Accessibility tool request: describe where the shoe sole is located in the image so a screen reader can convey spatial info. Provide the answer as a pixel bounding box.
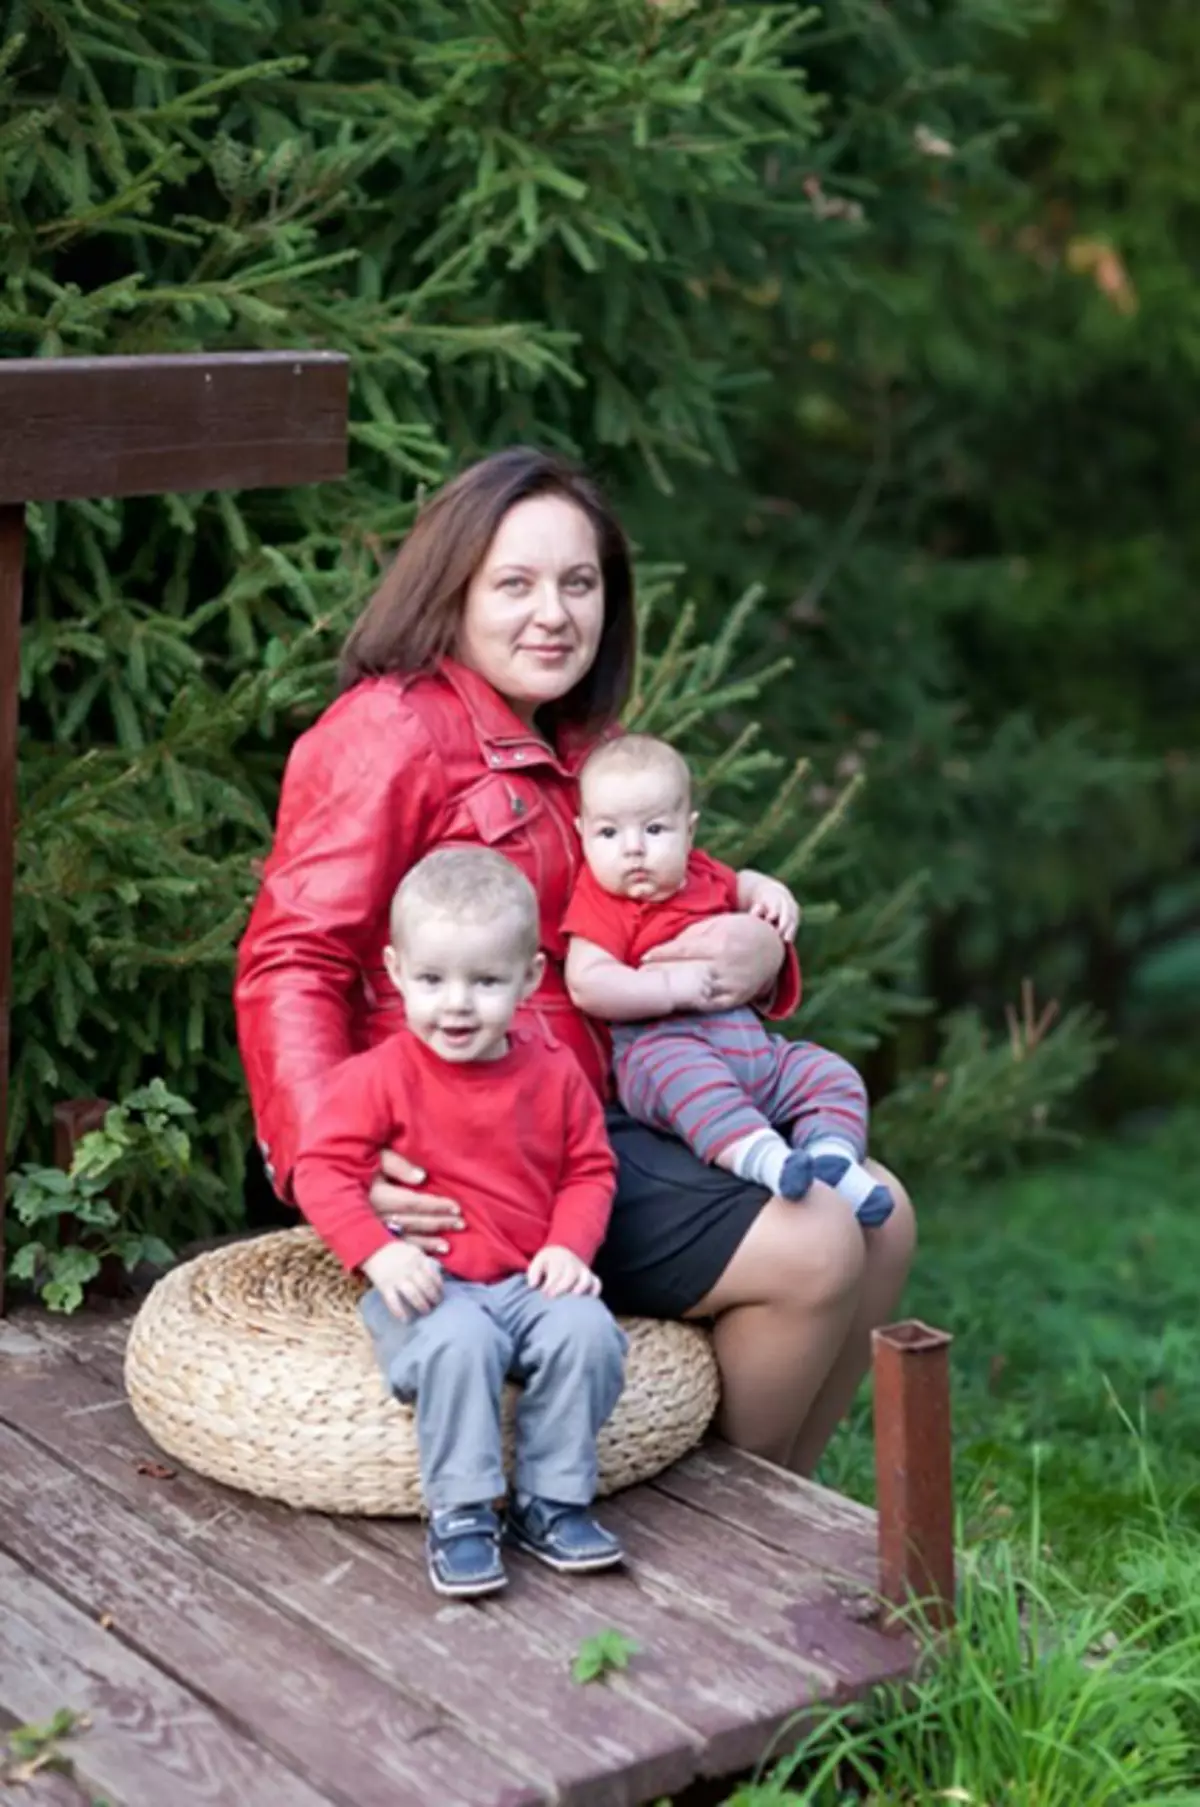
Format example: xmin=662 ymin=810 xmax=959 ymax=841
xmin=505 ymin=1530 xmax=624 ymax=1574
xmin=428 ymin=1568 xmax=509 ymax=1599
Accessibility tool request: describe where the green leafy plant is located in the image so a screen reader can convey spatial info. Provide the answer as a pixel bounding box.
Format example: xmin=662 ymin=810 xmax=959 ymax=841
xmin=5 ymin=1078 xmax=216 ymax=1311
xmin=2 ymin=1707 xmax=89 ymax=1786
xmin=571 ymin=1628 xmax=639 ymax=1685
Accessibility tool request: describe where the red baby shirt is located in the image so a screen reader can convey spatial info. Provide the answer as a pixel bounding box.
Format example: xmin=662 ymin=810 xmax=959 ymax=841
xmin=292 ymin=1025 xmax=616 ymax=1281
xmin=561 ymin=848 xmax=742 ymax=966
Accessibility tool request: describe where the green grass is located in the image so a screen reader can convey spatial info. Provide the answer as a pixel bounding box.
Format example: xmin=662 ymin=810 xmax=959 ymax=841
xmin=731 ymin=1531 xmax=1200 ymax=1806
xmin=823 ymin=1108 xmax=1200 ymax=1575
xmin=728 ymin=1111 xmax=1200 ymax=1805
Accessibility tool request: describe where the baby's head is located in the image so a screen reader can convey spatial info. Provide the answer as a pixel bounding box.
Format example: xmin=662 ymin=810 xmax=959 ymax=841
xmin=385 ymin=848 xmax=544 ymax=1063
xmin=577 ymin=734 xmax=697 ymax=902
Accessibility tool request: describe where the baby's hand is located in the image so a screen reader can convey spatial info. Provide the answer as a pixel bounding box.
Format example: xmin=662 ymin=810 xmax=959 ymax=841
xmin=528 ymin=1245 xmax=602 ymax=1300
xmin=664 ymin=959 xmax=720 ymax=1012
xmin=363 ymin=1238 xmax=444 ymax=1318
xmin=741 ymin=872 xmax=800 ymax=942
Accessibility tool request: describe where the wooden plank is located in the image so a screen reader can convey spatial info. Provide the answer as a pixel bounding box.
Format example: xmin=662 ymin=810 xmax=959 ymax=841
xmin=0 ymin=1552 xmax=337 ymax=1807
xmin=360 ymin=1514 xmax=847 ymax=1784
xmin=1 ymin=1324 xmax=911 ymax=1793
xmin=3 ymin=1299 xmax=132 ymax=1367
xmin=18 ymin=1311 xmax=919 ymax=1775
xmin=601 ymin=1487 xmax=913 ymax=1696
xmin=0 ymin=504 xmax=23 ymax=1316
xmin=0 ymin=1423 xmax=539 ymax=1807
xmin=0 ymin=1354 xmax=701 ymax=1807
xmin=0 ymin=352 xmax=349 ymax=503
xmin=0 ymin=1706 xmax=96 ymax=1806
xmin=651 ymin=1443 xmax=879 ymax=1579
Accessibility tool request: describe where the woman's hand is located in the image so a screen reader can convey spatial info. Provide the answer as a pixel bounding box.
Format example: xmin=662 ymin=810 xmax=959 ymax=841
xmin=367 ymin=1149 xmax=464 ymax=1255
xmin=641 ymin=914 xmax=785 ymax=1011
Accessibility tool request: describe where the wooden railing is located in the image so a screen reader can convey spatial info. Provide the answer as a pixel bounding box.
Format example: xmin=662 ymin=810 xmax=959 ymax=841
xmin=0 ymin=350 xmax=350 ymax=1310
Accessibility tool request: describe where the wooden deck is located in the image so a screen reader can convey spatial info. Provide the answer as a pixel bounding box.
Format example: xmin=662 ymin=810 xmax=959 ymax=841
xmin=0 ymin=1301 xmax=918 ymax=1806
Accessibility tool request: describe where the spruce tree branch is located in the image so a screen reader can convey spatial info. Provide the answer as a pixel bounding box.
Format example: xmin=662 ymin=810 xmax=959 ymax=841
xmin=789 ymin=384 xmax=893 ymax=621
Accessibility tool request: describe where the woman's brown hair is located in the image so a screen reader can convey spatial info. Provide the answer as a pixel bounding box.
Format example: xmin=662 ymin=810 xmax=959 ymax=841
xmin=338 ymin=447 xmax=636 ymax=733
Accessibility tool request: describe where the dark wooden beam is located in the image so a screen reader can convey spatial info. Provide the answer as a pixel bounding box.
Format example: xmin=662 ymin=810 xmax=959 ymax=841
xmin=0 ymin=505 xmax=22 ymax=1315
xmin=0 ymin=350 xmax=350 ymax=1312
xmin=0 ymin=351 xmax=349 ymax=504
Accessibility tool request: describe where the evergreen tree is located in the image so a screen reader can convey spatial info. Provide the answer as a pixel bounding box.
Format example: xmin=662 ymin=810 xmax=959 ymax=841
xmin=1 ymin=0 xmax=1101 ymax=1256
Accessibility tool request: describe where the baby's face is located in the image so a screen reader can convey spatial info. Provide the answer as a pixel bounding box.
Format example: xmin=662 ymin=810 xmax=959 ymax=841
xmin=578 ymin=766 xmax=695 ymax=902
xmin=385 ymin=910 xmax=543 ymax=1063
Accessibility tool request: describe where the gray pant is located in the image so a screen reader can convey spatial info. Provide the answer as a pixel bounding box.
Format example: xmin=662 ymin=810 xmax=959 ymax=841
xmin=360 ymin=1275 xmax=628 ymax=1515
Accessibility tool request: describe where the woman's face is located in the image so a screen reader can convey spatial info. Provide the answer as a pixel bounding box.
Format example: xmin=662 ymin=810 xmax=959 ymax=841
xmin=456 ymin=493 xmax=605 ymax=724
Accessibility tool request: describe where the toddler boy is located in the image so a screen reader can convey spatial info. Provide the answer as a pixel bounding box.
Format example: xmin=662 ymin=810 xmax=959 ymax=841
xmin=563 ymin=735 xmax=893 ymax=1225
xmin=294 ymin=847 xmax=627 ymax=1599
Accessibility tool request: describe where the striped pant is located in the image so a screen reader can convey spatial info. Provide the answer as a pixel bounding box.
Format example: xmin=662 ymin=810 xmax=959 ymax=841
xmin=612 ymin=1008 xmax=869 ymax=1166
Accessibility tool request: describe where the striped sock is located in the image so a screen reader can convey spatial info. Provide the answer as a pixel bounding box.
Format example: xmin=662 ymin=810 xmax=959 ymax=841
xmin=806 ymin=1135 xmax=894 ymax=1227
xmin=725 ymin=1130 xmax=814 ymax=1200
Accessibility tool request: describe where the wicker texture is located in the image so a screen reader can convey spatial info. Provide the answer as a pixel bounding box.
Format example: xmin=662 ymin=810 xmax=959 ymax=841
xmin=124 ymin=1229 xmax=720 ymax=1516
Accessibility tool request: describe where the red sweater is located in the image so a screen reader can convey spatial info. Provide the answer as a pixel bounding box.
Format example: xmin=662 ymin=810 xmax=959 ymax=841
xmin=292 ymin=1026 xmax=616 ymax=1281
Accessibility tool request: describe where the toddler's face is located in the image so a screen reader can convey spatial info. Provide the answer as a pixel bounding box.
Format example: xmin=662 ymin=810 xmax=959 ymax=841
xmin=578 ymin=766 xmax=695 ymax=902
xmin=385 ymin=910 xmax=543 ymax=1063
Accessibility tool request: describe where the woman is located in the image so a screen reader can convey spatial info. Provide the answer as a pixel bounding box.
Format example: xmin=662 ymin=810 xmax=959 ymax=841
xmin=236 ymin=447 xmax=915 ymax=1475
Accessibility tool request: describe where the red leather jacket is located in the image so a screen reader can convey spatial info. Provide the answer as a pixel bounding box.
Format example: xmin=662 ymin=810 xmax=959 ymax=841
xmin=235 ymin=656 xmax=798 ymax=1197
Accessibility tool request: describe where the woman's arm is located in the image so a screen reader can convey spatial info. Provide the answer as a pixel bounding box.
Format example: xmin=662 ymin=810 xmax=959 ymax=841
xmin=640 ymin=913 xmax=798 ymax=1016
xmin=564 ymin=937 xmax=716 ymax=1020
xmin=235 ymin=684 xmax=448 ymax=1198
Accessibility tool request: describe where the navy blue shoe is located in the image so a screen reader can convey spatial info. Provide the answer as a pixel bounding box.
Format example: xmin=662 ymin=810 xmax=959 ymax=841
xmin=505 ymin=1497 xmax=624 ymax=1574
xmin=426 ymin=1505 xmax=507 ymax=1598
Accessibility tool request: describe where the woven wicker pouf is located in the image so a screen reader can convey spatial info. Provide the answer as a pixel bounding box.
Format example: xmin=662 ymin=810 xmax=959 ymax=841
xmin=124 ymin=1228 xmax=720 ymax=1516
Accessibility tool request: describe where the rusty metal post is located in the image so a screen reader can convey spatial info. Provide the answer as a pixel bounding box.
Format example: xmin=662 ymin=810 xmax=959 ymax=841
xmin=872 ymin=1319 xmax=955 ymax=1631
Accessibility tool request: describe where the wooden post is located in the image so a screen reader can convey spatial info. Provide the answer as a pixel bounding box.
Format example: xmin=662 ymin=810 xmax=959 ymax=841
xmin=0 ymin=351 xmax=349 ymax=1312
xmin=0 ymin=503 xmax=25 ymax=1313
xmin=872 ymin=1319 xmax=955 ymax=1632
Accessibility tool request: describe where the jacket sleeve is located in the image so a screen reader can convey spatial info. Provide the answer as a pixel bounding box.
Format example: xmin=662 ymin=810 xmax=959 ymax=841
xmin=762 ymin=944 xmax=802 ymax=1020
xmin=291 ymin=1048 xmax=399 ymax=1273
xmin=545 ymin=1058 xmax=618 ymax=1265
xmin=235 ymin=685 xmax=448 ymax=1196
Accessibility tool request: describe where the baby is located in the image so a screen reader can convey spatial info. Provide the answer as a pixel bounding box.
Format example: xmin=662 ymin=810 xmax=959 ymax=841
xmin=563 ymin=734 xmax=893 ymax=1225
xmin=293 ymin=847 xmax=627 ymax=1599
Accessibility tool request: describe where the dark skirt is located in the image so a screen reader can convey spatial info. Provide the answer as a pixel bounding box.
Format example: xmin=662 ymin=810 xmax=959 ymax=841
xmin=241 ymin=1108 xmax=771 ymax=1321
xmin=593 ymin=1106 xmax=771 ymax=1320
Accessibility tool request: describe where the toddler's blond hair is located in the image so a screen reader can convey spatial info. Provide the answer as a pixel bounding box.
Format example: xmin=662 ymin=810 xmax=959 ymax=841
xmin=391 ymin=847 xmax=540 ymax=959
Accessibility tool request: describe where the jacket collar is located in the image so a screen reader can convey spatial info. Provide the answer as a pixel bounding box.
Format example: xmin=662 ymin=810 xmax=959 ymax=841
xmin=437 ymin=656 xmax=608 ymax=778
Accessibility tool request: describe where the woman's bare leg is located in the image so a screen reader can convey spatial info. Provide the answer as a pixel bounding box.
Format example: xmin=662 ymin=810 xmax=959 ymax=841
xmin=686 ymin=1182 xmax=865 ymax=1465
xmin=787 ymin=1162 xmax=916 ymax=1476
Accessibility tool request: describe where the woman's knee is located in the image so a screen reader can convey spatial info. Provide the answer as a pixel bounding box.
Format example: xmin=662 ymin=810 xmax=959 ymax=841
xmin=865 ymin=1161 xmax=917 ymax=1273
xmin=760 ymin=1190 xmax=867 ymax=1311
